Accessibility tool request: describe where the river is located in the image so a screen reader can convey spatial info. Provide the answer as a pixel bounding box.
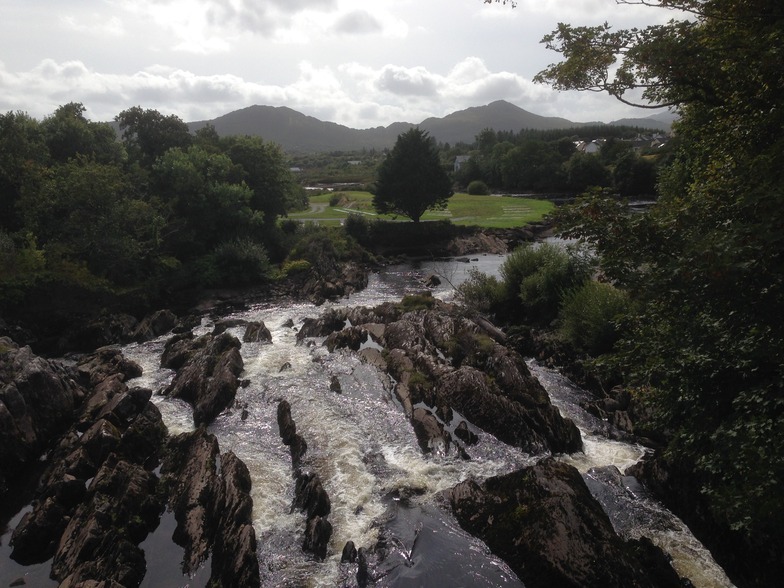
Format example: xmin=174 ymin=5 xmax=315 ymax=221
xmin=1 ymin=255 xmax=734 ymax=587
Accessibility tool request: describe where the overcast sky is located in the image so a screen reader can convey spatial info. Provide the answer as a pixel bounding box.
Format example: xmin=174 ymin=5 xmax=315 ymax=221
xmin=0 ymin=0 xmax=678 ymax=128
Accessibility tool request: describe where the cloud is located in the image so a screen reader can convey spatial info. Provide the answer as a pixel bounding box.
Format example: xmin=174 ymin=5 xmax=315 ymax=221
xmin=376 ymin=66 xmax=439 ymax=97
xmin=330 ymin=10 xmax=383 ymax=35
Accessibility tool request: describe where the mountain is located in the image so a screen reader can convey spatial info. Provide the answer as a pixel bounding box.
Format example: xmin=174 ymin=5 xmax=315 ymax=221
xmin=187 ymin=100 xmax=668 ymax=152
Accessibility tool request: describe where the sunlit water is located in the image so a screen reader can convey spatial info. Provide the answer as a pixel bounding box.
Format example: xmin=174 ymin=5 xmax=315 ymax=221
xmin=1 ymin=256 xmax=734 ymax=587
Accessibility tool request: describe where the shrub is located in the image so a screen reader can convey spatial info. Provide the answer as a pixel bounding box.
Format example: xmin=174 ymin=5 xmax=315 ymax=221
xmin=455 ymin=267 xmax=504 ymax=315
xmin=281 ymin=259 xmax=311 ymax=275
xmin=501 ymin=242 xmax=592 ymax=325
xmin=397 ymin=292 xmax=436 ymax=312
xmin=467 ymin=180 xmax=490 ymax=195
xmin=558 ymin=280 xmax=631 ymax=355
xmin=207 ymin=238 xmax=273 ymax=287
xmin=344 ymin=213 xmax=371 ymax=245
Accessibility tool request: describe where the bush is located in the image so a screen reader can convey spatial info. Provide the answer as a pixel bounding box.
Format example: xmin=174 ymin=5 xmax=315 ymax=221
xmin=286 ymin=224 xmax=370 ymax=274
xmin=501 ymin=242 xmax=592 ymax=325
xmin=207 ymin=238 xmax=273 ymax=287
xmin=455 ymin=267 xmax=505 ymax=315
xmin=467 ymin=180 xmax=490 ymax=195
xmin=558 ymin=280 xmax=631 ymax=355
xmin=281 ymin=259 xmax=311 ymax=275
xmin=344 ymin=213 xmax=371 ymax=245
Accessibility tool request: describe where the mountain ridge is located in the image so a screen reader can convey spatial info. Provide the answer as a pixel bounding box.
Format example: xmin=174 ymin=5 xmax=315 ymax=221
xmin=187 ymin=100 xmax=672 ymax=152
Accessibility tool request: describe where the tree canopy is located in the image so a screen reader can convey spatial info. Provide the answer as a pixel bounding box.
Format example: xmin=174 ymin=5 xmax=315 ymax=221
xmin=373 ymin=128 xmax=453 ymax=222
xmin=531 ymin=0 xmax=784 ymax=583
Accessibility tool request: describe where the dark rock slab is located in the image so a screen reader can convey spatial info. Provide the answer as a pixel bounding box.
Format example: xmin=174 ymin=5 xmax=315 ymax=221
xmin=448 ymin=458 xmax=684 ymax=588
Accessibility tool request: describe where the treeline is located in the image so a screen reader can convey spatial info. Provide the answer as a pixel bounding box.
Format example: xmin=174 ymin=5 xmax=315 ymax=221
xmin=451 ymin=126 xmax=665 ymax=195
xmin=0 ymin=103 xmax=311 ymax=339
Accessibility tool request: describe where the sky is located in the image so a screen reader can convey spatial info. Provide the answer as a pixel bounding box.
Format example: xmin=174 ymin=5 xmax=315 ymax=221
xmin=0 ymin=0 xmax=680 ymax=129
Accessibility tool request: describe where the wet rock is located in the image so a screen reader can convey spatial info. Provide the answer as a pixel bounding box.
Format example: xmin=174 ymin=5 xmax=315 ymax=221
xmin=424 ymin=273 xmax=441 ymax=288
xmin=357 ymin=547 xmax=370 ymax=587
xmin=330 ymin=375 xmax=342 ymax=394
xmin=1 ymin=343 xmax=82 ymax=476
xmin=411 ymin=407 xmax=450 ymax=455
xmin=160 ymin=429 xmax=259 ymax=586
xmin=448 ymin=458 xmax=683 ymax=588
xmin=132 ymin=309 xmax=178 ymax=342
xmin=296 ymin=308 xmax=348 ymax=343
xmin=277 ymin=400 xmax=308 ymax=467
xmin=161 ymin=430 xmax=220 ymax=572
xmin=160 ymin=331 xmax=196 ymax=370
xmin=454 ymin=420 xmax=479 ymax=446
xmin=437 ymin=366 xmax=581 ymax=454
xmin=303 ymin=515 xmax=333 ymax=561
xmin=242 ymin=321 xmax=272 ymax=344
xmin=70 ymin=313 xmax=139 ymax=350
xmin=162 ymin=332 xmax=244 ymax=426
xmin=325 ymin=325 xmax=367 ymax=352
xmin=341 ymin=540 xmax=358 ymax=563
xmin=292 ymin=472 xmax=331 ymax=519
xmin=77 ymin=347 xmax=143 ymax=388
xmin=212 ymin=318 xmax=247 ymax=335
xmin=51 ymin=456 xmax=161 ymax=587
xmin=210 ymin=452 xmax=260 ymax=588
xmin=277 ymin=400 xmax=297 ymax=444
xmin=358 ymin=347 xmax=386 ymax=371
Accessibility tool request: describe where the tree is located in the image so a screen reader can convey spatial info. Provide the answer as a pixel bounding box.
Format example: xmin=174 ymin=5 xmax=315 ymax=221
xmin=373 ymin=128 xmax=453 ymax=222
xmin=116 ymin=106 xmax=192 ymax=167
xmin=0 ymin=111 xmax=47 ymax=232
xmin=221 ymin=135 xmax=301 ymax=224
xmin=535 ymin=1 xmax=784 ymax=582
xmin=42 ymin=102 xmax=124 ymax=165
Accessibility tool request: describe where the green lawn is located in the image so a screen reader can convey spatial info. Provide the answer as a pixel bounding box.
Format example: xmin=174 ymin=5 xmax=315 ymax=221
xmin=288 ymin=191 xmax=554 ymax=228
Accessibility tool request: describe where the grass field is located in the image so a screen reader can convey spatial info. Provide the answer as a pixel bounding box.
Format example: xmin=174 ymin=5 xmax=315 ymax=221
xmin=288 ymin=191 xmax=554 ymax=228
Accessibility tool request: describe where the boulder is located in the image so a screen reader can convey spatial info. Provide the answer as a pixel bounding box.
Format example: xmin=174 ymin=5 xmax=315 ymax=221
xmin=132 ymin=309 xmax=178 ymax=342
xmin=51 ymin=456 xmax=161 ymax=587
xmin=448 ymin=458 xmax=684 ymax=588
xmin=1 ymin=344 xmax=82 ymax=475
xmin=76 ymin=347 xmax=142 ymax=387
xmin=303 ymin=516 xmax=333 ymax=561
xmin=411 ymin=407 xmax=451 ymax=456
xmin=242 ymin=321 xmax=272 ymax=344
xmin=162 ymin=332 xmax=244 ymax=426
xmin=160 ymin=429 xmax=259 ymax=587
xmin=436 ymin=366 xmax=581 ymax=454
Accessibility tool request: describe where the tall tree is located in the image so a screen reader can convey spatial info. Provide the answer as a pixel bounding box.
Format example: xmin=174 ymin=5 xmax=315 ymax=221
xmin=373 ymin=128 xmax=453 ymax=222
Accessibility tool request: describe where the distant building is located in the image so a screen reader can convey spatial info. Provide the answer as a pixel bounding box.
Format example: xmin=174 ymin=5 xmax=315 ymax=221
xmin=574 ymin=140 xmax=603 ymax=154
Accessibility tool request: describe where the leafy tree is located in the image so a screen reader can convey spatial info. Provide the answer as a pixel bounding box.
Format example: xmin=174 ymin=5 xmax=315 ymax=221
xmin=151 ymin=146 xmax=252 ymax=259
xmin=116 ymin=106 xmax=192 ymax=167
xmin=563 ymin=152 xmax=611 ymax=191
xmin=373 ymin=128 xmax=453 ymax=222
xmin=221 ymin=135 xmax=302 ymax=223
xmin=0 ymin=111 xmax=47 ymax=232
xmin=17 ymin=156 xmax=162 ymax=285
xmin=42 ymin=102 xmax=124 ymax=165
xmin=535 ymin=0 xmax=784 ymax=581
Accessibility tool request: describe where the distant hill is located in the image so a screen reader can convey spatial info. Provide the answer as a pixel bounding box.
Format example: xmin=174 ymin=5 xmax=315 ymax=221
xmin=186 ymin=100 xmax=670 ymax=152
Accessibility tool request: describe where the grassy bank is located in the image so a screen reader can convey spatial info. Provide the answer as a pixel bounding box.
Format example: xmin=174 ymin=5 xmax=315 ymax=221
xmin=288 ymin=191 xmax=554 ymax=228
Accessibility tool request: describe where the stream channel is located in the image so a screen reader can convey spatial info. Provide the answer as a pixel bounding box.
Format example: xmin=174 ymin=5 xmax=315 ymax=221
xmin=1 ymin=255 xmax=735 ymax=587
